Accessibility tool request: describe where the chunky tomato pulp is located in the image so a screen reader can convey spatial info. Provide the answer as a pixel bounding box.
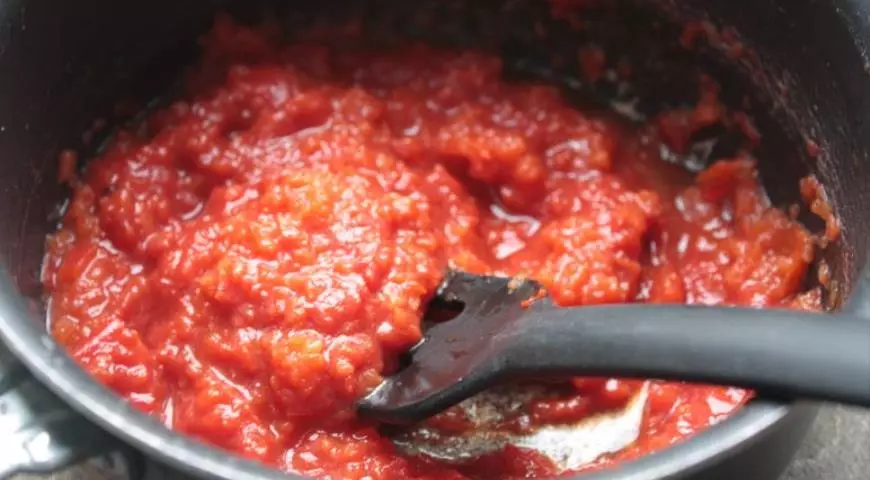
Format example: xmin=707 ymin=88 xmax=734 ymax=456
xmin=43 ymin=19 xmax=822 ymax=479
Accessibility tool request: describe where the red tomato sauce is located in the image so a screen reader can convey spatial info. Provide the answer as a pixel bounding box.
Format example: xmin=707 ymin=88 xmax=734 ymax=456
xmin=42 ymin=17 xmax=822 ymax=480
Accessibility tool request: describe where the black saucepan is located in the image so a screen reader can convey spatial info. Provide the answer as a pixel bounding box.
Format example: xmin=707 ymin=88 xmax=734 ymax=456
xmin=1 ymin=0 xmax=869 ymax=479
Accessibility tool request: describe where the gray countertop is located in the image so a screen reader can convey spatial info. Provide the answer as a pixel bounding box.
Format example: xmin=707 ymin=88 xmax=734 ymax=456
xmin=781 ymin=406 xmax=870 ymax=480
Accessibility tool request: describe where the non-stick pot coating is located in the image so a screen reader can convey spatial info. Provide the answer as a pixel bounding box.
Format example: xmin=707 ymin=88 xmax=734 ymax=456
xmin=1 ymin=0 xmax=869 ymax=479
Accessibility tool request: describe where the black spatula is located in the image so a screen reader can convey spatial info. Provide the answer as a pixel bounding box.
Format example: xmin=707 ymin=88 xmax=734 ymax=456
xmin=358 ymin=270 xmax=870 ymax=425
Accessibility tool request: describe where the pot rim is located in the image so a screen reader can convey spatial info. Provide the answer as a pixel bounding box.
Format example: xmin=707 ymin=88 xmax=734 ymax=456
xmin=0 ymin=276 xmax=798 ymax=480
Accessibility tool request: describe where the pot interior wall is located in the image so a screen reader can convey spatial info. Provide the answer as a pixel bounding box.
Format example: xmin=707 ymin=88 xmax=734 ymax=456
xmin=1 ymin=0 xmax=867 ymax=322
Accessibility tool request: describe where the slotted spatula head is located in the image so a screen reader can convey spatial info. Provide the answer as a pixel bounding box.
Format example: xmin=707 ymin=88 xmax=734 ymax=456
xmin=358 ymin=270 xmax=550 ymax=425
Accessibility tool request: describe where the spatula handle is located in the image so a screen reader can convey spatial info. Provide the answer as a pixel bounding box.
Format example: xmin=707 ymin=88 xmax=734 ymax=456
xmin=506 ymin=305 xmax=870 ymax=407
